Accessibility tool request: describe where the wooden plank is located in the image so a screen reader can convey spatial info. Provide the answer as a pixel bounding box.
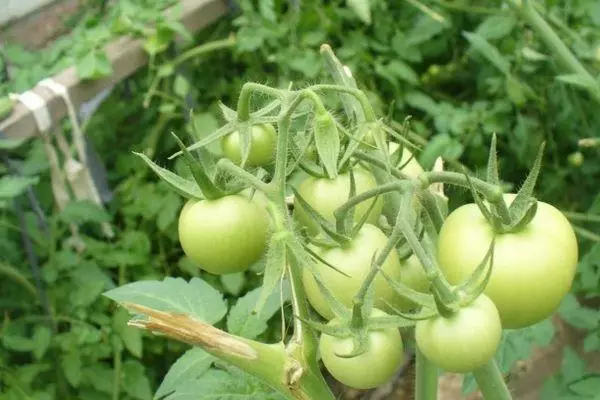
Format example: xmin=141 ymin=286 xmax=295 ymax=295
xmin=0 ymin=0 xmax=228 ymax=139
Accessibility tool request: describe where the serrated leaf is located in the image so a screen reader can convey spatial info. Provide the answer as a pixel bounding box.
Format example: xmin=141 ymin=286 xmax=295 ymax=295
xmin=134 ymin=152 xmax=203 ymax=199
xmin=59 ymin=200 xmax=111 ymax=224
xmin=103 ymin=277 xmax=227 ymax=325
xmin=463 ymin=31 xmax=510 ymax=75
xmin=227 ymin=282 xmax=291 ymax=340
xmin=162 ymin=367 xmax=287 ymax=400
xmin=0 ymin=175 xmax=39 ymax=199
xmin=313 ymin=111 xmax=340 ymax=179
xmin=155 ymin=348 xmax=215 ymax=399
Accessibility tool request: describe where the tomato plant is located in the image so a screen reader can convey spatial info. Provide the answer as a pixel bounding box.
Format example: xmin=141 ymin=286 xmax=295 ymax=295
xmin=319 ymin=309 xmax=404 ymax=389
xmin=415 ymin=294 xmax=502 ymax=373
xmin=437 ymin=193 xmax=579 ymax=329
xmin=221 ymin=123 xmax=277 ymax=166
xmin=293 ymin=166 xmax=383 ymax=235
xmin=178 ymin=194 xmax=270 ymax=274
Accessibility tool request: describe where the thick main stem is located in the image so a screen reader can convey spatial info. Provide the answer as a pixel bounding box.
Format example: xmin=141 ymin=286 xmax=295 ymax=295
xmin=415 ymin=348 xmax=438 ymax=400
xmin=473 ymin=360 xmax=513 ymax=400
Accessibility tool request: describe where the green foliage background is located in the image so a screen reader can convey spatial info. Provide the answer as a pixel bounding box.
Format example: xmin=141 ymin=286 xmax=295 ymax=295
xmin=1 ymin=0 xmax=599 ymax=398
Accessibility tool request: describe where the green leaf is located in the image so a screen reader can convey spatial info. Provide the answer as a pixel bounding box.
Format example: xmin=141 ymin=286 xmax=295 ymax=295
xmin=419 ymin=134 xmax=463 ymax=170
xmin=61 ymin=350 xmax=82 ymax=388
xmin=103 ymin=277 xmax=227 ymax=325
xmin=506 ymin=75 xmax=527 ymax=106
xmin=556 ymin=74 xmax=600 ymax=93
xmin=486 ymin=133 xmax=500 ymax=185
xmin=113 ymin=308 xmax=143 ymax=358
xmin=2 ymin=332 xmax=34 ymax=352
xmin=76 ymin=51 xmax=112 ymax=80
xmin=162 ymin=367 xmax=287 ymax=400
xmin=463 ymin=31 xmax=510 ymax=75
xmin=558 ymin=294 xmax=600 ymax=331
xmin=227 ymin=282 xmax=291 ymax=340
xmin=220 ymin=272 xmax=246 ymax=296
xmin=475 ymin=14 xmax=516 ymax=40
xmin=258 ymin=0 xmax=277 ymax=22
xmin=122 ymin=360 xmax=153 ymax=400
xmin=32 ymin=325 xmax=52 ymax=360
xmin=313 ymin=111 xmax=340 ymax=179
xmin=347 ymin=0 xmax=371 ymax=25
xmin=155 ymin=348 xmax=215 ymax=399
xmin=0 ymin=175 xmax=39 ymax=199
xmin=133 ymin=152 xmax=203 ymax=199
xmin=405 ymin=91 xmax=438 ymax=115
xmin=173 ymin=74 xmax=191 ymax=99
xmin=571 ymin=376 xmax=600 ymax=396
xmin=58 ymin=200 xmax=111 ymax=224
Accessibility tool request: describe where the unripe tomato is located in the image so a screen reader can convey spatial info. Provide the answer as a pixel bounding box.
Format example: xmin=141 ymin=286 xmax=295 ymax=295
xmin=302 ymin=224 xmax=402 ymax=319
xmin=388 ymin=142 xmax=425 ymax=179
xmin=319 ymin=309 xmax=404 ymax=389
xmin=221 ymin=124 xmax=277 ymax=166
xmin=415 ymin=294 xmax=502 ymax=373
xmin=178 ymin=195 xmax=270 ymax=274
xmin=437 ymin=194 xmax=578 ymax=329
xmin=389 ymin=253 xmax=430 ymax=311
xmin=293 ymin=167 xmax=383 ymax=236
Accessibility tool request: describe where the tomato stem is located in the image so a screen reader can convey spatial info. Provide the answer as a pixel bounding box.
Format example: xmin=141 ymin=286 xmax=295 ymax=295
xmin=236 ymin=82 xmax=284 ymax=122
xmin=473 ymin=359 xmax=513 ymax=400
xmin=415 ymin=347 xmax=438 ymax=400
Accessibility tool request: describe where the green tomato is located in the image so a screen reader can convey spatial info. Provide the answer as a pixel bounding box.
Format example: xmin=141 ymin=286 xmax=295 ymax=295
xmin=388 ymin=142 xmax=425 ymax=179
xmin=389 ymin=253 xmax=430 ymax=311
xmin=178 ymin=195 xmax=270 ymax=274
xmin=303 ymin=224 xmax=402 ymax=319
xmin=221 ymin=124 xmax=277 ymax=166
xmin=293 ymin=166 xmax=383 ymax=236
xmin=437 ymin=194 xmax=578 ymax=329
xmin=319 ymin=309 xmax=404 ymax=389
xmin=415 ymin=294 xmax=502 ymax=373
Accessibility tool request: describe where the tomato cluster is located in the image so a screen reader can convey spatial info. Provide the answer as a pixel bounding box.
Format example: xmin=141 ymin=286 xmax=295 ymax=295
xmin=172 ymin=114 xmax=578 ymax=388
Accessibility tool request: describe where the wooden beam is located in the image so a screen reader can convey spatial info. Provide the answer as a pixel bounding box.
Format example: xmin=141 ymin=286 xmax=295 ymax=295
xmin=0 ymin=0 xmax=228 ymax=139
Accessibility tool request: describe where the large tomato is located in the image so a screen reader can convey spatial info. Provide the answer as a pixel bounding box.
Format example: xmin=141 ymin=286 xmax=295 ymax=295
xmin=302 ymin=224 xmax=402 ymax=319
xmin=437 ymin=193 xmax=578 ymax=329
xmin=319 ymin=309 xmax=404 ymax=389
xmin=178 ymin=194 xmax=270 ymax=275
xmin=221 ymin=123 xmax=277 ymax=166
xmin=415 ymin=294 xmax=502 ymax=373
xmin=293 ymin=166 xmax=383 ymax=236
